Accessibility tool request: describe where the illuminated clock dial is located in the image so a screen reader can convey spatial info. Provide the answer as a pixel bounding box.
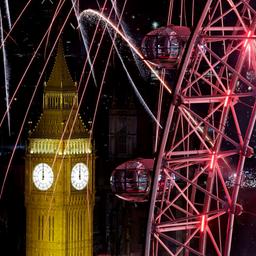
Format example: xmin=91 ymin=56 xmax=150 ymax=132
xmin=71 ymin=163 xmax=89 ymax=190
xmin=32 ymin=163 xmax=54 ymax=191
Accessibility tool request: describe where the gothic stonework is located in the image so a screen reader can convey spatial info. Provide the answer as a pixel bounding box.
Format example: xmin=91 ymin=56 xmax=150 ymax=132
xmin=25 ymin=41 xmax=95 ymax=256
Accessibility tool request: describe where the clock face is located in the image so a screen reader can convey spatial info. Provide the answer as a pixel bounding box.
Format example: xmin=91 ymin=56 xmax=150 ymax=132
xmin=32 ymin=163 xmax=54 ymax=191
xmin=71 ymin=163 xmax=89 ymax=190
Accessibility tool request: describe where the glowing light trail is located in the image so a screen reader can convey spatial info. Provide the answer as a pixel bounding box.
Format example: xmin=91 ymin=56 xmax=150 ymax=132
xmin=0 ymin=0 xmax=73 ymax=199
xmin=74 ymin=0 xmax=112 ymax=93
xmin=43 ymin=0 xmax=66 ymax=59
xmin=115 ymin=49 xmax=162 ymax=129
xmin=110 ymin=0 xmax=149 ymax=80
xmin=90 ymin=0 xmax=129 ymax=132
xmin=94 ymin=0 xmax=161 ymax=128
xmin=71 ymin=0 xmax=98 ymax=87
xmin=4 ymin=0 xmax=12 ymax=29
xmin=0 ymin=0 xmax=33 ymax=50
xmin=79 ymin=9 xmax=172 ymax=95
xmin=0 ymin=9 xmax=11 ymax=135
xmin=78 ymin=4 xmax=160 ymax=150
xmin=79 ymin=1 xmax=161 ymax=134
xmin=0 ymin=0 xmax=67 ymax=128
xmin=76 ymin=3 xmax=114 ymax=94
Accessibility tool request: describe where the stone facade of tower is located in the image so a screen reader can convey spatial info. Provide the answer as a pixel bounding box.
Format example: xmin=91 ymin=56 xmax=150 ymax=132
xmin=25 ymin=41 xmax=95 ymax=255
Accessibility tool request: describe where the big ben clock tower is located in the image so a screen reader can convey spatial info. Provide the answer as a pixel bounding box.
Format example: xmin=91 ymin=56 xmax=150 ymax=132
xmin=25 ymin=41 xmax=95 ymax=255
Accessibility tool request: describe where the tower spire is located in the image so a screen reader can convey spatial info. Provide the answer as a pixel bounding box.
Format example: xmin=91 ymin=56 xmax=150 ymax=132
xmin=30 ymin=39 xmax=88 ymax=139
xmin=46 ymin=39 xmax=76 ymax=92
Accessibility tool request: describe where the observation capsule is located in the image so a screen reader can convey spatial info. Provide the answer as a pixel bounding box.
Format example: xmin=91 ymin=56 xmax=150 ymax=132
xmin=141 ymin=25 xmax=190 ymax=69
xmin=110 ymin=158 xmax=154 ymax=202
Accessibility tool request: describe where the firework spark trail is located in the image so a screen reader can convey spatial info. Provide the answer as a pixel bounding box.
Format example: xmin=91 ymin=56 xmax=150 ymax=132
xmin=75 ymin=0 xmax=112 ymax=93
xmin=0 ymin=0 xmax=73 ymax=199
xmin=0 ymin=0 xmax=33 ymax=50
xmin=71 ymin=0 xmax=98 ymax=87
xmin=110 ymin=0 xmax=149 ymax=79
xmin=80 ymin=9 xmax=172 ymax=95
xmin=4 ymin=0 xmax=12 ymax=29
xmin=90 ymin=0 xmax=129 ymax=132
xmin=115 ymin=48 xmax=162 ymax=129
xmin=0 ymin=0 xmax=67 ymax=128
xmin=59 ymin=2 xmax=120 ymax=147
xmin=90 ymin=1 xmax=162 ymax=130
xmin=44 ymin=0 xmax=66 ymax=59
xmin=0 ymin=10 xmax=11 ymax=136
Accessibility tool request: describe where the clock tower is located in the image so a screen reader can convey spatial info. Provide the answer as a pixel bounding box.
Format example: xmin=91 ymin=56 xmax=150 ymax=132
xmin=25 ymin=41 xmax=95 ymax=255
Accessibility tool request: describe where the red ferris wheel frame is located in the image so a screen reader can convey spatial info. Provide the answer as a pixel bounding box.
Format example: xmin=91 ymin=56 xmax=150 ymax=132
xmin=145 ymin=1 xmax=256 ymax=255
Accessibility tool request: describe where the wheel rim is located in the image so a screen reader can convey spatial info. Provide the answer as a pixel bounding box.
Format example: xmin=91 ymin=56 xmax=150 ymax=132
xmin=145 ymin=1 xmax=256 ymax=255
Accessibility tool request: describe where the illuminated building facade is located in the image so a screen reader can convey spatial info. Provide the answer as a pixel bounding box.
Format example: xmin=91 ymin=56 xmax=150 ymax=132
xmin=25 ymin=41 xmax=95 ymax=255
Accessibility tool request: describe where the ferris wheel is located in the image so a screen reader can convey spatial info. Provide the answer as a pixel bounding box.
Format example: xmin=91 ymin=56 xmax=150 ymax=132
xmin=110 ymin=0 xmax=256 ymax=255
xmin=140 ymin=0 xmax=256 ymax=255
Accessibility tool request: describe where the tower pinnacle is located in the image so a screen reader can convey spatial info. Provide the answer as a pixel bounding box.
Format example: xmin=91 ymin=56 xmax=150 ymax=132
xmin=46 ymin=39 xmax=76 ymax=92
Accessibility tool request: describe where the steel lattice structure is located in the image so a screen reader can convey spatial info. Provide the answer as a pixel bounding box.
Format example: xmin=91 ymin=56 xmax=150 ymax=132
xmin=145 ymin=0 xmax=256 ymax=255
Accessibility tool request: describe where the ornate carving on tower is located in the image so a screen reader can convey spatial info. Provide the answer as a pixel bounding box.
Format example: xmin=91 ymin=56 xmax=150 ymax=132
xmin=25 ymin=41 xmax=95 ymax=256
